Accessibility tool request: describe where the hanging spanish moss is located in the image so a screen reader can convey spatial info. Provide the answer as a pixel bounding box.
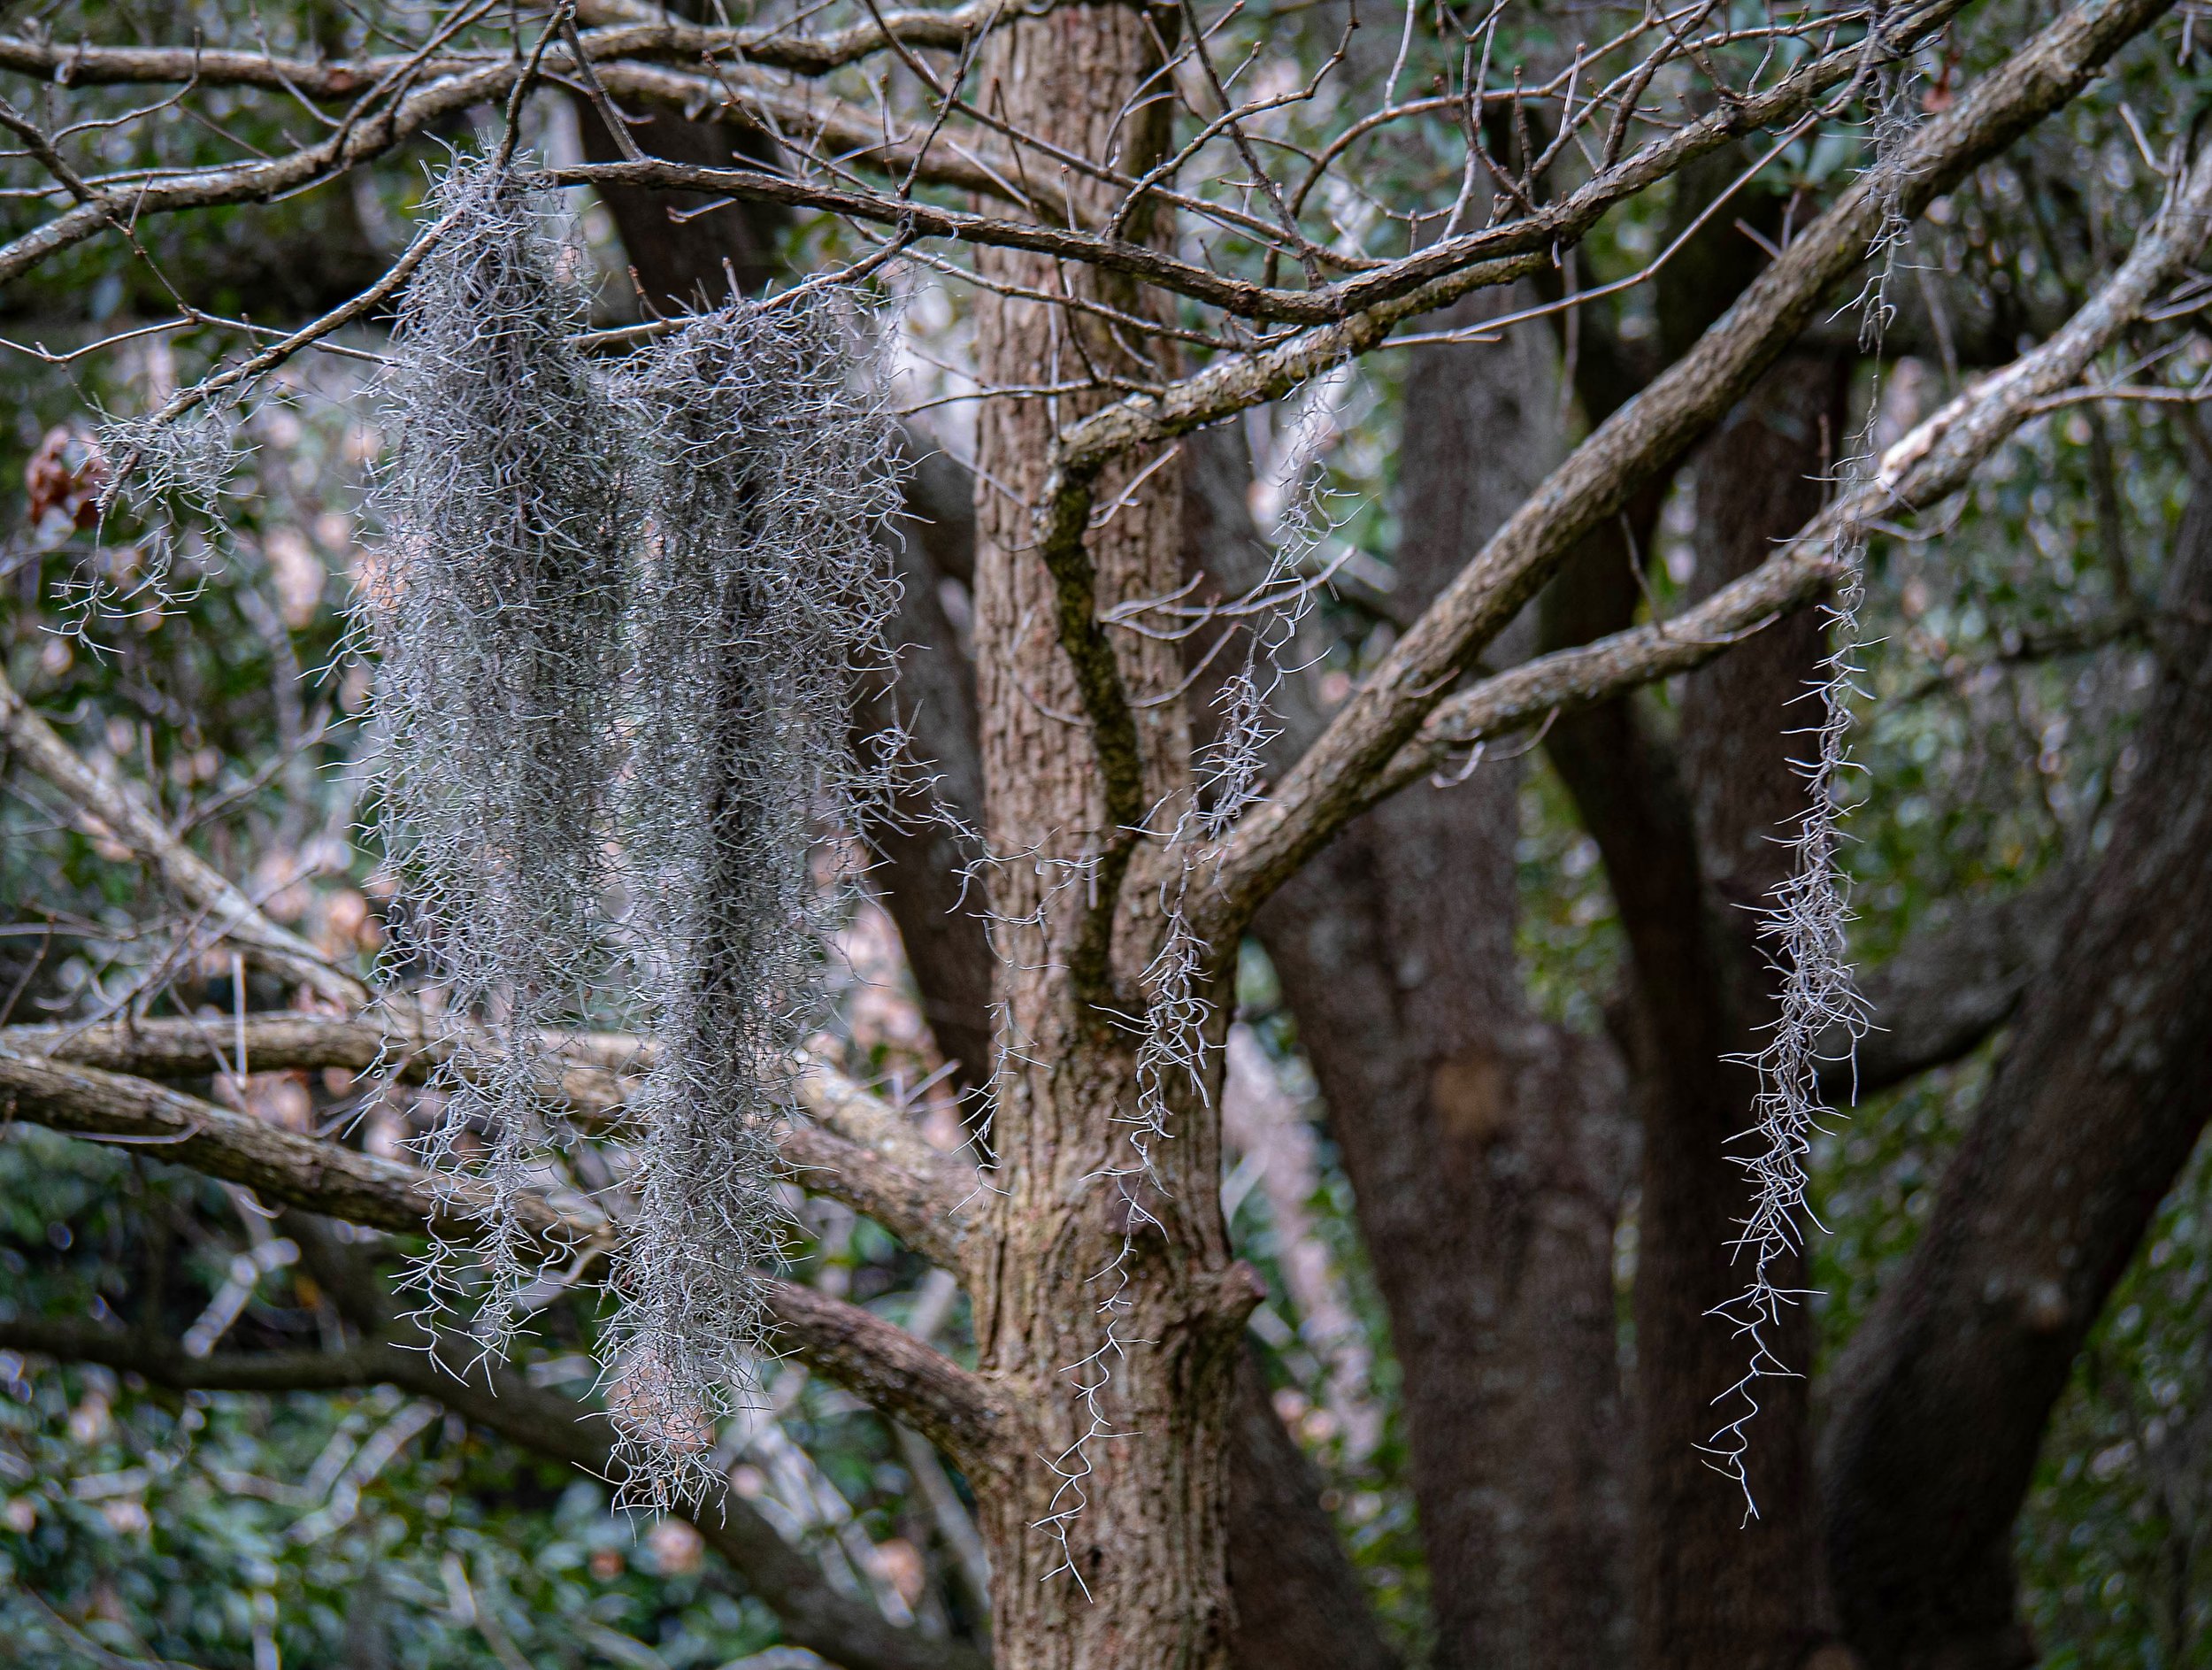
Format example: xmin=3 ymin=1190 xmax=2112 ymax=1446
xmin=357 ymin=158 xmax=633 ymax=1343
xmin=1706 ymin=52 xmax=1909 ymax=1512
xmin=605 ymin=296 xmax=904 ymax=1501
xmin=77 ymin=401 xmax=242 ymax=630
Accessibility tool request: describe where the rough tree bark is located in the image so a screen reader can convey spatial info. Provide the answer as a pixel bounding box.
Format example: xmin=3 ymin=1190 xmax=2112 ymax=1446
xmin=0 ymin=6 xmax=2191 ymax=1666
xmin=869 ymin=413 xmax=1396 ymax=1665
xmin=964 ymin=4 xmax=1255 ymax=1663
xmin=1541 ymin=349 xmax=1845 ymax=1670
xmin=585 ymin=86 xmax=1394 ymax=1651
xmin=1822 ymin=457 xmax=2212 ymax=1670
xmin=1240 ymin=291 xmax=1636 ymax=1670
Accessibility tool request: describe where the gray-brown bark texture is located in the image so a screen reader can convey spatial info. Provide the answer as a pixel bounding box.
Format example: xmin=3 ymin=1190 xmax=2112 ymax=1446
xmin=8 ymin=4 xmax=2201 ymax=1666
xmin=965 ymin=6 xmax=1253 ymax=1664
xmin=1543 ymin=350 xmax=1845 ymax=1670
xmin=580 ymin=79 xmax=1394 ymax=1665
xmin=874 ymin=416 xmax=1395 ymax=1668
xmin=1821 ymin=459 xmax=2212 ymax=1670
xmin=1197 ymin=290 xmax=1638 ymax=1669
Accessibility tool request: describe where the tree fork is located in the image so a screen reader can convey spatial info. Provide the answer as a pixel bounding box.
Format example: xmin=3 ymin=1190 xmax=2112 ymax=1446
xmin=966 ymin=3 xmax=1258 ymax=1664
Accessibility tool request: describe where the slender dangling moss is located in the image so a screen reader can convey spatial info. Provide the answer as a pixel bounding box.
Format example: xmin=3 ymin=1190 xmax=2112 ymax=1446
xmin=605 ymin=296 xmax=903 ymax=1502
xmin=358 ymin=158 xmax=633 ymax=1346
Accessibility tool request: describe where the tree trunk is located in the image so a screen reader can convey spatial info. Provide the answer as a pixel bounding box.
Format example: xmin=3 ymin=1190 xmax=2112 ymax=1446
xmin=1647 ymin=352 xmax=1843 ymax=1670
xmin=1821 ymin=455 xmax=2212 ymax=1670
xmin=967 ymin=5 xmax=1253 ymax=1663
xmin=1252 ymin=292 xmax=1636 ymax=1670
xmin=874 ymin=410 xmax=1397 ymax=1667
xmin=858 ymin=430 xmax=997 ymax=1090
xmin=1543 ymin=352 xmax=1843 ymax=1670
xmin=1222 ymin=1341 xmax=1402 ymax=1670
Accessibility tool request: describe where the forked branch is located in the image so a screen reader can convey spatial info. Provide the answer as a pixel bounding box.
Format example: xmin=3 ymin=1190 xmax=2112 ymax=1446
xmin=0 ymin=666 xmax=365 ymax=1006
xmin=1199 ymin=0 xmax=2181 ymax=941
xmin=539 ymin=0 xmax=1964 ymax=329
xmin=0 ymin=1051 xmax=1003 ymax=1453
xmin=1369 ymin=136 xmax=2212 ymax=807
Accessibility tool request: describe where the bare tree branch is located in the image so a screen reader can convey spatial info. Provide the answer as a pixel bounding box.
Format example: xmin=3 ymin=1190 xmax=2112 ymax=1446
xmin=4 ymin=0 xmax=1953 ymax=318
xmin=0 ymin=666 xmax=365 ymax=1006
xmin=2 ymin=1012 xmax=392 ymax=1075
xmin=791 ymin=1064 xmax=979 ymax=1266
xmin=0 ymin=1012 xmax=633 ymax=1126
xmin=984 ymin=2 xmax=1969 ymax=945
xmin=0 ymin=1313 xmax=989 ymax=1670
xmin=0 ymin=55 xmax=513 ymax=289
xmin=1200 ymin=0 xmax=2181 ymax=939
xmin=0 ymin=29 xmax=1035 ymax=214
xmin=0 ymin=38 xmax=1008 ymax=293
xmin=540 ymin=156 xmax=1289 ymax=311
xmin=0 ymin=4 xmax=1025 ymax=87
xmin=574 ymin=0 xmax=1039 ymax=78
xmin=0 ymin=1015 xmax=974 ymax=1261
xmin=583 ymin=59 xmax=1021 ymax=200
xmin=0 ymin=1051 xmax=1004 ymax=1454
xmin=781 ymin=1121 xmax=973 ymax=1268
xmin=764 ymin=1277 xmax=1014 ymax=1474
xmin=544 ymin=0 xmax=1954 ymax=331
xmin=0 ymin=1052 xmax=603 ymax=1251
xmin=1350 ymin=140 xmax=2212 ymax=833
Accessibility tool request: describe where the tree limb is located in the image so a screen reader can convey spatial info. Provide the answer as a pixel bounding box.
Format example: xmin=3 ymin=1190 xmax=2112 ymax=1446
xmin=1824 ymin=871 xmax=2074 ymax=1100
xmin=0 ymin=1052 xmax=1003 ymax=1452
xmin=0 ymin=40 xmax=1005 ymax=294
xmin=1200 ymin=0 xmax=2181 ymax=942
xmin=763 ymin=1277 xmax=1014 ymax=1476
xmin=0 ymin=4 xmax=1019 ymax=86
xmin=572 ymin=0 xmax=1032 ymax=78
xmin=2 ymin=1012 xmax=392 ymax=1076
xmin=1820 ymin=403 xmax=2212 ymax=1670
xmin=6 ymin=0 xmax=1958 ymax=320
xmin=1364 ymin=546 xmax=1843 ymax=802
xmin=0 ymin=1019 xmax=973 ymax=1261
xmin=791 ymin=1063 xmax=979 ymax=1267
xmin=0 ymin=1313 xmax=989 ymax=1670
xmin=583 ymin=59 xmax=1018 ymax=201
xmin=0 ymin=1315 xmax=397 ymax=1392
xmin=0 ymin=56 xmax=515 ymax=290
xmin=0 ymin=666 xmax=365 ymax=1006
xmin=1333 ymin=141 xmax=2212 ymax=891
xmin=0 ymin=1052 xmax=603 ymax=1252
xmin=781 ymin=1120 xmax=972 ymax=1267
xmin=0 ymin=30 xmax=1014 ymax=179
